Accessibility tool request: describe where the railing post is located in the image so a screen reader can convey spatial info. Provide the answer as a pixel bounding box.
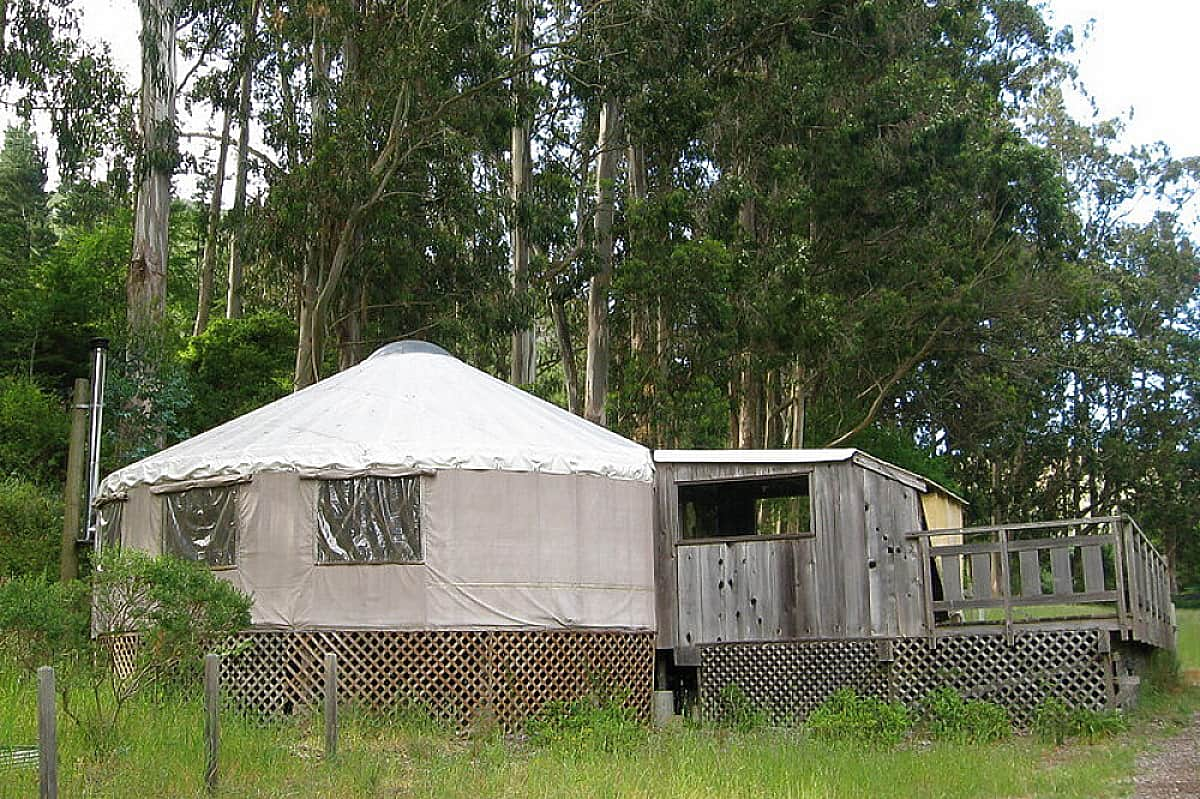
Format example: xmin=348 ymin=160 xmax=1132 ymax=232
xmin=37 ymin=666 xmax=57 ymax=799
xmin=204 ymin=653 xmax=220 ymax=793
xmin=998 ymin=527 xmax=1013 ymax=640
xmin=1111 ymin=519 xmax=1130 ymax=637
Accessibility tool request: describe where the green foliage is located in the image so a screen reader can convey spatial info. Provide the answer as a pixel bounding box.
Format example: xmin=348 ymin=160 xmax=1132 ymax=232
xmin=0 ymin=477 xmax=62 ymax=578
xmin=0 ymin=375 xmax=68 ymax=484
xmin=920 ymin=687 xmax=1011 ymax=744
xmin=0 ymin=573 xmax=90 ymax=669
xmin=1031 ymin=697 xmax=1129 ymax=745
xmin=711 ymin=682 xmax=768 ymax=733
xmin=806 ymin=688 xmax=911 ymax=746
xmin=180 ymin=312 xmax=296 ymax=433
xmin=92 ymin=548 xmax=253 ymax=685
xmin=526 ymin=692 xmax=646 ymax=756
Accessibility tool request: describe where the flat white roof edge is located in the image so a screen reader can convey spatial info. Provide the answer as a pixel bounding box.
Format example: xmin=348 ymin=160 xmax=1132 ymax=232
xmin=652 ymin=448 xmax=859 ymax=464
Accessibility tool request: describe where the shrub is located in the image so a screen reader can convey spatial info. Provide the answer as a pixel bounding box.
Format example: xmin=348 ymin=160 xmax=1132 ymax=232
xmin=180 ymin=312 xmax=296 ymax=434
xmin=92 ymin=547 xmax=253 ymax=685
xmin=921 ymin=686 xmax=1012 ymax=743
xmin=712 ymin=682 xmax=768 ymax=732
xmin=0 ymin=549 xmax=253 ymax=750
xmin=1032 ymin=697 xmax=1129 ymax=745
xmin=0 ymin=573 xmax=90 ymax=669
xmin=0 ymin=477 xmax=62 ymax=577
xmin=526 ymin=693 xmax=646 ymax=756
xmin=0 ymin=375 xmax=68 ymax=485
xmin=806 ymin=688 xmax=911 ymax=746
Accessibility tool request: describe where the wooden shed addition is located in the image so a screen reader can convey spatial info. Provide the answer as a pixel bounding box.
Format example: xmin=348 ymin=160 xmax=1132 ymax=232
xmin=651 ymin=449 xmax=1175 ymax=724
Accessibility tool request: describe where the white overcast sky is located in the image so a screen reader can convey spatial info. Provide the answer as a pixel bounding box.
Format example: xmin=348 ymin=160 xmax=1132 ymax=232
xmin=41 ymin=0 xmax=1200 ymax=226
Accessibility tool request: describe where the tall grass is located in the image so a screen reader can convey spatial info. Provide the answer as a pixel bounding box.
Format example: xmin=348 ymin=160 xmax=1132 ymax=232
xmin=0 ymin=655 xmax=1139 ymax=799
xmin=1174 ymin=607 xmax=1200 ymax=671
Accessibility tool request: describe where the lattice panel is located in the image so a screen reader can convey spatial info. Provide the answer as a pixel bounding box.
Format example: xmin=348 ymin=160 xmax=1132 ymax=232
xmin=699 ymin=641 xmax=885 ymax=725
xmin=699 ymin=630 xmax=1114 ymax=727
xmin=891 ymin=630 xmax=1112 ymax=726
xmin=220 ymin=629 xmax=654 ymax=731
xmin=99 ymin=632 xmax=141 ymax=681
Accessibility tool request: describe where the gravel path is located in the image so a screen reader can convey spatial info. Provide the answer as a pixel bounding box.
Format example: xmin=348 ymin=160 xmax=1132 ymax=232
xmin=1132 ymin=712 xmax=1200 ymax=798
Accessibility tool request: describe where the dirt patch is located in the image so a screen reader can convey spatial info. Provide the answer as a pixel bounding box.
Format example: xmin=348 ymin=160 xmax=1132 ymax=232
xmin=1132 ymin=712 xmax=1200 ymax=798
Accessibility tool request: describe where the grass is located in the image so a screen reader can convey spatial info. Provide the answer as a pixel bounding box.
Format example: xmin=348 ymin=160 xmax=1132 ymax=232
xmin=1174 ymin=606 xmax=1200 ymax=671
xmin=0 ymin=662 xmax=1182 ymax=799
xmin=1 ymin=608 xmax=1197 ymax=798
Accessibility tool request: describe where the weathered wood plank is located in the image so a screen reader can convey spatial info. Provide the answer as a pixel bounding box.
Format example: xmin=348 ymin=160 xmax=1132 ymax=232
xmin=653 ymin=467 xmax=678 ymax=649
xmin=864 ymin=469 xmax=886 ymax=635
xmin=893 ymin=481 xmax=925 ymax=636
xmin=941 ymin=554 xmax=963 ymax=602
xmin=840 ymin=462 xmax=870 ymax=636
xmin=933 ymin=589 xmax=1117 ymax=611
xmin=1082 ymin=545 xmax=1105 ymax=594
xmin=1019 ymin=550 xmax=1042 ymax=598
xmin=794 ymin=536 xmax=819 ymax=636
xmin=970 ymin=553 xmax=993 ymax=600
xmin=1050 ymin=546 xmax=1073 ymax=597
xmin=675 ymin=546 xmax=702 ymax=647
xmin=812 ymin=464 xmax=847 ymax=636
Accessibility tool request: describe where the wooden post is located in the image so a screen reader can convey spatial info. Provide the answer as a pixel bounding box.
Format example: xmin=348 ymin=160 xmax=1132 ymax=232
xmin=204 ymin=654 xmax=219 ymax=793
xmin=59 ymin=378 xmax=89 ymax=580
xmin=324 ymin=652 xmax=338 ymax=760
xmin=37 ymin=666 xmax=56 ymax=799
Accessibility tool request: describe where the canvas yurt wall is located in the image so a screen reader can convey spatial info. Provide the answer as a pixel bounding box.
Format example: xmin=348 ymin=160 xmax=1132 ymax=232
xmin=96 ymin=341 xmax=656 ymax=725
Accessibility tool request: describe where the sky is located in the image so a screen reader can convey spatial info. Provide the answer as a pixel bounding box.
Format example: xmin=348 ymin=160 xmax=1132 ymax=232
xmin=26 ymin=0 xmax=1200 ymax=221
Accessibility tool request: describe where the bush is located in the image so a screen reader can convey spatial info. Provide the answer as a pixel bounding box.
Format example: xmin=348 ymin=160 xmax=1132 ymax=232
xmin=92 ymin=548 xmax=253 ymax=685
xmin=920 ymin=686 xmax=1012 ymax=743
xmin=0 ymin=477 xmax=62 ymax=577
xmin=0 ymin=549 xmax=253 ymax=750
xmin=1031 ymin=697 xmax=1128 ymax=745
xmin=712 ymin=682 xmax=768 ymax=732
xmin=526 ymin=693 xmax=646 ymax=756
xmin=181 ymin=312 xmax=296 ymax=434
xmin=806 ymin=688 xmax=911 ymax=746
xmin=0 ymin=375 xmax=68 ymax=485
xmin=0 ymin=573 xmax=90 ymax=669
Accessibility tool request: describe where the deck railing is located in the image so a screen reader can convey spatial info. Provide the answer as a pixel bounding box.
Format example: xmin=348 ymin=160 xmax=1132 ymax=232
xmin=905 ymin=516 xmax=1175 ymax=649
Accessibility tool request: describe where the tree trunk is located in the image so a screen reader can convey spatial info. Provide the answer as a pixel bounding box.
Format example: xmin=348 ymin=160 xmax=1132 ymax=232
xmin=128 ymin=0 xmax=178 ymax=339
xmin=584 ymin=97 xmax=622 ymax=425
xmin=225 ymin=0 xmax=260 ymax=321
xmin=626 ymin=142 xmax=654 ymax=443
xmin=790 ymin=362 xmax=807 ymax=448
xmin=193 ymin=107 xmax=232 ymax=336
xmin=551 ymin=293 xmax=581 ymax=415
xmin=508 ymin=0 xmax=535 ymax=385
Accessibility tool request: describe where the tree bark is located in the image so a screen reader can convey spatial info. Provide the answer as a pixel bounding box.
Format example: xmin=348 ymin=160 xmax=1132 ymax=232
xmin=551 ymin=293 xmax=581 ymax=415
xmin=225 ymin=0 xmax=260 ymax=321
xmin=128 ymin=0 xmax=178 ymax=339
xmin=193 ymin=107 xmax=232 ymax=336
xmin=508 ymin=0 xmax=535 ymax=385
xmin=584 ymin=97 xmax=622 ymax=425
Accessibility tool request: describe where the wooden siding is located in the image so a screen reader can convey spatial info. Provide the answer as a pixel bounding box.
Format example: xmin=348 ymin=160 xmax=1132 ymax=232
xmin=662 ymin=459 xmax=928 ymax=652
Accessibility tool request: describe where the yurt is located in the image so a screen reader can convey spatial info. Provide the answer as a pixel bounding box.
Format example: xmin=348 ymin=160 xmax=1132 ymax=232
xmin=95 ymin=341 xmax=656 ymax=724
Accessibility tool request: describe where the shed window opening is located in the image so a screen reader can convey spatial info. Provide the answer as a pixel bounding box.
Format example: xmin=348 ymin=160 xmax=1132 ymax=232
xmin=316 ymin=476 xmax=421 ymax=564
xmin=679 ymin=476 xmax=812 ymax=540
xmin=162 ymin=486 xmax=239 ymax=567
xmin=97 ymin=499 xmax=125 ymax=551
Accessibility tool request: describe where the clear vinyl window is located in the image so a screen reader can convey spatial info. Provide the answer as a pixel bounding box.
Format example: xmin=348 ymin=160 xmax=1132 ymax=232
xmin=162 ymin=485 xmax=239 ymax=567
xmin=679 ymin=475 xmax=812 ymax=540
xmin=316 ymin=476 xmax=422 ymax=564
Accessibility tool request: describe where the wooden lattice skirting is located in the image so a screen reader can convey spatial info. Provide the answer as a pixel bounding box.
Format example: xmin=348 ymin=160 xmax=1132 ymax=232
xmin=699 ymin=629 xmax=1117 ymax=727
xmin=217 ymin=628 xmax=654 ymax=731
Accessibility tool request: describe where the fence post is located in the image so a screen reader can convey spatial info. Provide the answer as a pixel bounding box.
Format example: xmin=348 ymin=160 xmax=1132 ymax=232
xmin=204 ymin=653 xmax=220 ymax=793
xmin=37 ymin=666 xmax=57 ymax=799
xmin=324 ymin=652 xmax=338 ymax=760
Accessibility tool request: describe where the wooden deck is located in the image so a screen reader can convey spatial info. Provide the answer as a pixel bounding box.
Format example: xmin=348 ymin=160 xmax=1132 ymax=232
xmin=906 ymin=516 xmax=1175 ymax=650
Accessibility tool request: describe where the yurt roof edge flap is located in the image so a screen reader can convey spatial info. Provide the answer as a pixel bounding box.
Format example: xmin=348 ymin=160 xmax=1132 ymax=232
xmin=100 ymin=342 xmax=653 ymax=495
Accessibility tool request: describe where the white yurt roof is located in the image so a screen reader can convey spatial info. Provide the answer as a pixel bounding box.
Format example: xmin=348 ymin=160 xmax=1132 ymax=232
xmin=100 ymin=341 xmax=653 ymax=494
